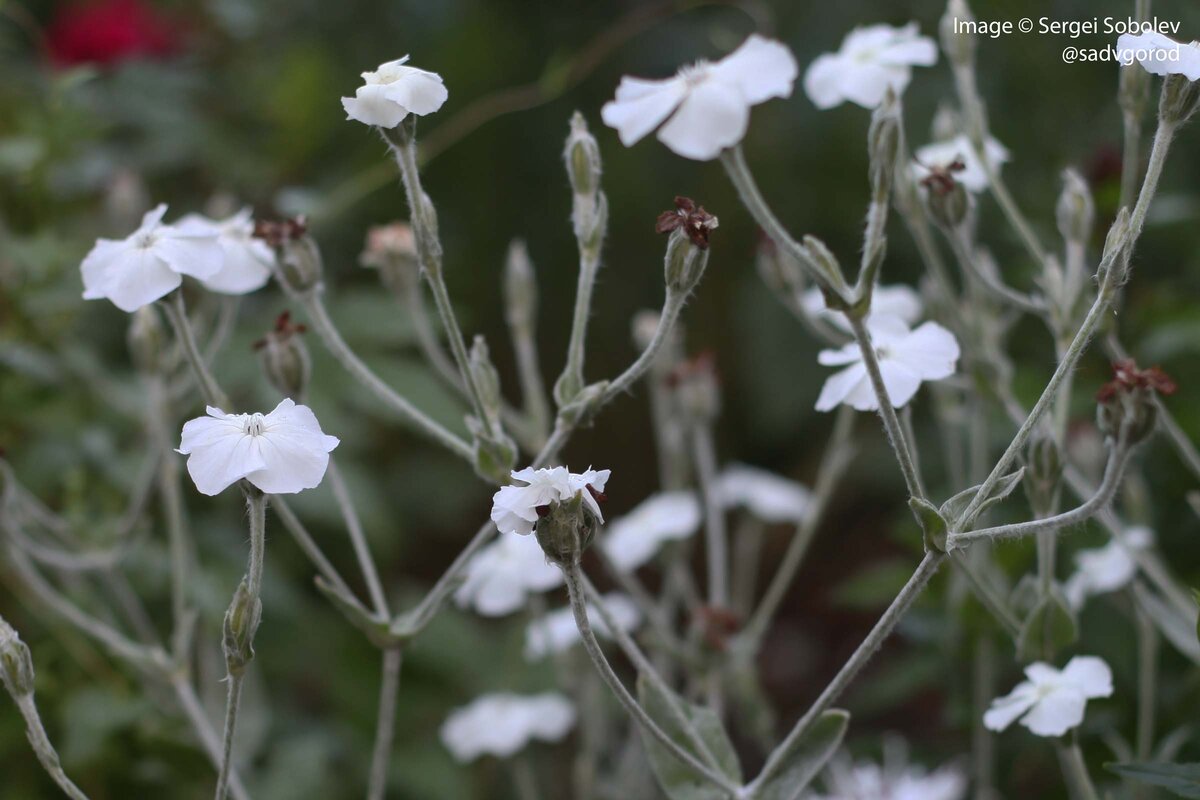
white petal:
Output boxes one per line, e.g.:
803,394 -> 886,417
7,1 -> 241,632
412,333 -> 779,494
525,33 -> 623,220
440,693 -> 575,762
380,66 -> 448,115
81,239 -> 131,299
876,360 -> 924,408
201,239 -> 273,294
878,36 -> 938,68
656,77 -> 749,160
711,34 -> 798,104
982,681 -> 1038,731
178,415 -> 266,496
803,53 -> 848,109
718,464 -> 810,522
1061,656 -> 1114,699
103,248 -> 184,312
602,491 -> 701,571
245,400 -> 339,494
600,76 -> 687,147
839,62 -> 909,109
891,321 -> 960,380
1021,687 -> 1087,737
817,341 -> 863,366
815,362 -> 870,412
154,230 -> 225,280
342,85 -> 409,127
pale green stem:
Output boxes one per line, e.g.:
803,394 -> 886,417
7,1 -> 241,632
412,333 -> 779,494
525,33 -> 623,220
1057,740 -> 1101,800
559,218 -> 604,403
271,497 -> 357,602
513,755 -> 542,800
170,677 -> 251,800
147,376 -> 191,646
213,676 -> 244,800
950,551 -> 1022,640
162,290 -> 228,408
945,226 -> 1045,315
1135,603 -> 1158,778
691,424 -> 728,609
326,460 -> 388,617
972,635 -> 997,800
367,647 -> 403,800
13,693 -> 91,800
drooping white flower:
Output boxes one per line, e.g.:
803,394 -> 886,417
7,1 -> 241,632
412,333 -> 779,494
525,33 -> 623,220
983,656 -> 1113,737
804,23 -> 937,110
341,55 -> 448,128
524,593 -> 641,661
177,399 -> 340,496
491,466 -> 611,537
815,315 -> 960,412
802,284 -> 923,332
454,532 -> 562,617
1063,527 -> 1153,610
718,464 -> 810,523
815,747 -> 967,800
911,134 -> 1010,193
600,34 -> 798,161
176,209 -> 275,295
1116,32 -> 1200,80
81,204 -> 224,312
601,491 -> 701,572
440,692 -> 575,762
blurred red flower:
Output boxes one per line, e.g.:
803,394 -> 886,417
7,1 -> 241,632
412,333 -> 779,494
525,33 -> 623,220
46,0 -> 178,67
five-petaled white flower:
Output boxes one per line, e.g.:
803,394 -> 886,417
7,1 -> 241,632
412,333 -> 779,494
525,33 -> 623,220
803,283 -> 923,332
1116,32 -> 1200,80
81,204 -> 224,312
718,464 -> 811,523
440,692 -> 575,762
491,466 -> 611,537
454,532 -> 562,617
601,491 -> 700,572
177,399 -> 339,496
815,315 -> 960,412
341,55 -> 448,128
912,134 -> 1010,194
600,34 -> 798,161
983,656 -> 1113,737
1063,527 -> 1152,611
804,23 -> 937,110
815,745 -> 967,800
177,209 -> 275,295
524,593 -> 641,661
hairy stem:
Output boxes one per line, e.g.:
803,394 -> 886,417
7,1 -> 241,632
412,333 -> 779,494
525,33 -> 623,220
367,647 -> 403,800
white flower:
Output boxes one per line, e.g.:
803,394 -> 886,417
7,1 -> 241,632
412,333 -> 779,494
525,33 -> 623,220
177,399 -> 340,496
440,692 -> 575,762
983,656 -> 1113,737
718,464 -> 810,523
81,204 -> 224,312
176,209 -> 275,295
601,491 -> 700,572
802,284 -> 923,333
454,532 -> 562,617
815,749 -> 966,800
491,466 -> 611,537
804,23 -> 937,110
341,55 -> 448,128
524,593 -> 641,661
911,134 -> 1010,193
1063,527 -> 1153,610
815,315 -> 960,412
600,34 -> 798,161
1116,32 -> 1200,80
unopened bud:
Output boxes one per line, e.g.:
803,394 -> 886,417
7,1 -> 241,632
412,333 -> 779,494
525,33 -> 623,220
564,112 -> 602,199
0,617 -> 34,697
361,222 -> 419,294
467,416 -> 518,485
127,305 -> 165,374
940,0 -> 977,69
668,352 -> 720,423
756,233 -> 805,298
504,240 -> 538,331
469,336 -> 503,429
535,489 -> 605,567
254,311 -> 310,399
868,91 -> 902,201
925,179 -> 971,229
1160,72 -> 1200,124
256,218 -> 323,292
1096,360 -> 1177,444
222,579 -> 262,677
1056,170 -> 1094,245
1023,434 -> 1063,514
663,228 -> 711,295
801,235 -> 849,299
1119,57 -> 1150,118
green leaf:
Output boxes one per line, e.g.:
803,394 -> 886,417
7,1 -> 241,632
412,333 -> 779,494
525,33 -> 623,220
636,673 -> 742,800
1017,592 -> 1077,661
908,497 -> 947,553
754,710 -> 849,800
939,468 -> 1026,531
1107,762 -> 1200,798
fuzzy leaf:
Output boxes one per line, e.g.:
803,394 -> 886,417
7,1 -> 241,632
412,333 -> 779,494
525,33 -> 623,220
940,468 -> 1026,531
636,673 -> 742,799
908,497 -> 947,553
754,710 -> 849,800
1107,762 -> 1200,798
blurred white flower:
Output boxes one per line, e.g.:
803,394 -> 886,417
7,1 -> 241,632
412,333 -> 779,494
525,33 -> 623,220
718,464 -> 810,523
440,692 -> 575,762
524,593 -> 641,660
341,55 -> 448,128
816,316 -> 959,412
81,204 -> 223,312
815,747 -> 966,800
984,656 -> 1113,737
1116,32 -> 1200,80
911,134 -> 1010,193
177,209 -> 275,295
804,23 -> 937,110
601,34 -> 798,161
491,466 -> 611,537
454,532 -> 562,617
802,284 -> 923,333
1063,527 -> 1153,610
177,399 -> 339,496
601,491 -> 700,572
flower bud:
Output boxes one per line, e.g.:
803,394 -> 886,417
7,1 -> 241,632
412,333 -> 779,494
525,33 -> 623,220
564,112 -> 602,200
1119,56 -> 1150,118
940,0 -> 976,69
0,617 -> 35,697
925,179 -> 971,230
1023,434 -> 1063,514
535,491 -> 600,567
663,227 -> 711,295
504,239 -> 538,331
254,311 -> 311,400
127,305 -> 165,374
255,217 -> 323,292
468,335 -> 503,430
756,233 -> 805,299
868,91 -> 902,201
667,352 -> 720,424
222,578 -> 262,677
360,222 -> 420,295
1160,73 -> 1200,125
1096,359 -> 1177,445
467,417 -> 518,485
801,235 -> 849,300
1056,170 -> 1094,246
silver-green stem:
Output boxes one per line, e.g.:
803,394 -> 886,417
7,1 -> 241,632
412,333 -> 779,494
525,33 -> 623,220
367,647 -> 403,800
946,227 -> 1045,315
147,376 -> 192,642
559,228 -> 603,403
162,290 -> 229,408
1057,740 -> 1101,800
604,289 -> 688,402
1135,603 -> 1158,780
692,424 -> 729,610
972,635 -> 997,800
272,497 -> 357,602
170,677 -> 251,800
14,693 -> 91,800
326,460 -> 388,616
213,676 -> 245,800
